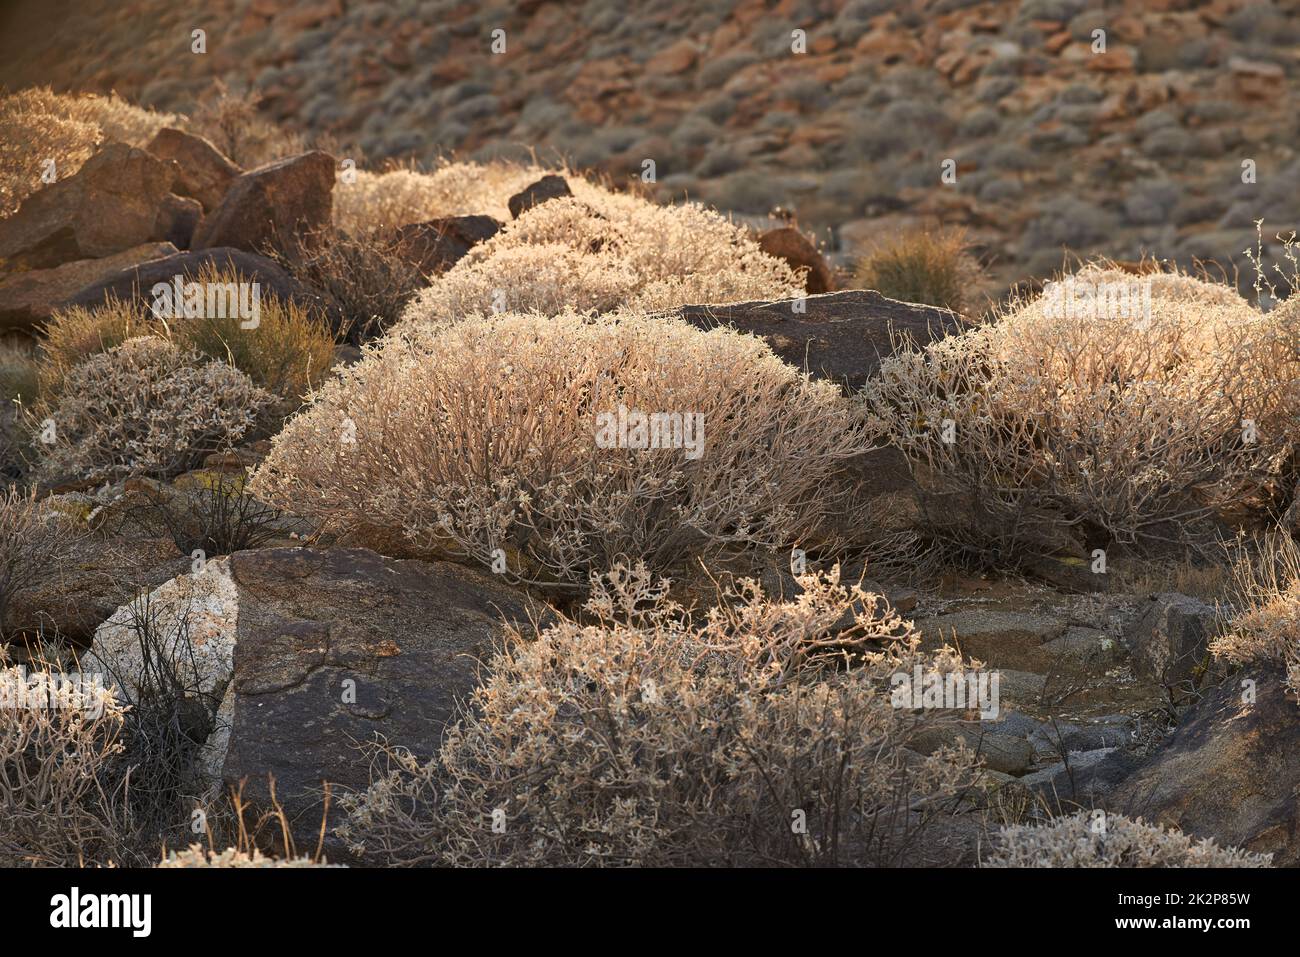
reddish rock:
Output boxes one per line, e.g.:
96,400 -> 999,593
757,226 -> 833,294
146,127 -> 243,212
393,215 -> 501,274
192,150 -> 336,257
506,174 -> 573,219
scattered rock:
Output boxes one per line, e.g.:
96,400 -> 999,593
1110,668 -> 1300,865
146,127 -> 243,212
507,174 -> 572,219
393,214 -> 501,274
756,226 -> 833,294
1021,747 -> 1142,810
1124,592 -> 1216,689
218,547 -> 548,862
192,151 -> 336,257
0,241 -> 175,329
154,193 -> 202,250
63,246 -> 344,330
914,609 -> 1066,672
666,290 -> 964,395
0,144 -> 181,270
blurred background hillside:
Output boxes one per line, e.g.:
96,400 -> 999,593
3,0 -> 1298,297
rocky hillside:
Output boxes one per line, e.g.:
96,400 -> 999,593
2,0 -> 1298,291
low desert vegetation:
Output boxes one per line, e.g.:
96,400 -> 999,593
0,486 -> 81,636
984,811 -> 1272,867
853,227 -> 984,316
0,86 -> 177,215
399,191 -> 802,324
1213,531 -> 1300,699
250,309 -> 870,590
32,336 -> 273,484
863,263 -> 1300,563
37,297 -> 153,398
163,264 -> 336,407
339,566 -> 981,867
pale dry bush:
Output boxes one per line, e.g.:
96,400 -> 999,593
34,336 -> 274,484
333,161 -> 546,237
38,297 -> 154,398
984,811 -> 1272,867
401,193 -> 802,324
864,265 -> 1300,557
1212,531 -> 1300,698
0,87 -> 177,216
0,652 -> 129,866
250,310 -> 869,590
0,486 -> 82,635
339,566 -> 980,867
158,845 -> 339,868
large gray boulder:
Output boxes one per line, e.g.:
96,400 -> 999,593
664,290 -> 965,394
1109,668 -> 1300,865
1124,592 -> 1218,690
218,547 -> 547,862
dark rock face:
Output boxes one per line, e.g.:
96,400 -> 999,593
220,547 -> 546,862
507,173 -> 572,219
191,150 -> 335,257
0,144 -> 181,269
757,226 -> 833,294
665,290 -> 965,394
1124,592 -> 1217,689
1109,668 -> 1300,866
0,241 -> 176,329
146,127 -> 242,212
6,534 -> 189,647
154,193 -> 202,250
393,214 -> 501,274
63,246 -> 343,331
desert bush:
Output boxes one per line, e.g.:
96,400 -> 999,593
165,263 -> 336,403
38,297 -> 153,398
1213,531 -> 1300,698
0,651 -> 128,866
984,811 -> 1272,867
131,474 -> 282,558
158,845 -> 338,867
853,227 -> 983,315
402,194 -> 801,324
32,336 -> 274,484
0,486 -> 81,635
863,264 -> 1300,560
251,310 -> 869,590
186,81 -> 304,170
274,229 -> 426,343
333,160 -> 545,237
0,87 -> 176,215
339,566 -> 980,867
0,341 -> 40,404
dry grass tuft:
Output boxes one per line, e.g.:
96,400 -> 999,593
854,227 -> 983,315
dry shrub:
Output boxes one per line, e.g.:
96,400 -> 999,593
186,81 -> 304,170
38,297 -> 153,398
0,651 -> 129,866
164,263 -> 336,403
854,227 -> 983,315
984,811 -> 1272,867
33,336 -> 273,484
402,193 -> 802,323
1212,531 -> 1300,698
0,86 -> 177,216
250,310 -> 869,590
339,566 -> 980,867
0,341 -> 39,404
158,845 -> 338,867
274,228 -> 426,344
333,160 -> 547,237
863,264 -> 1300,559
0,486 -> 81,635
